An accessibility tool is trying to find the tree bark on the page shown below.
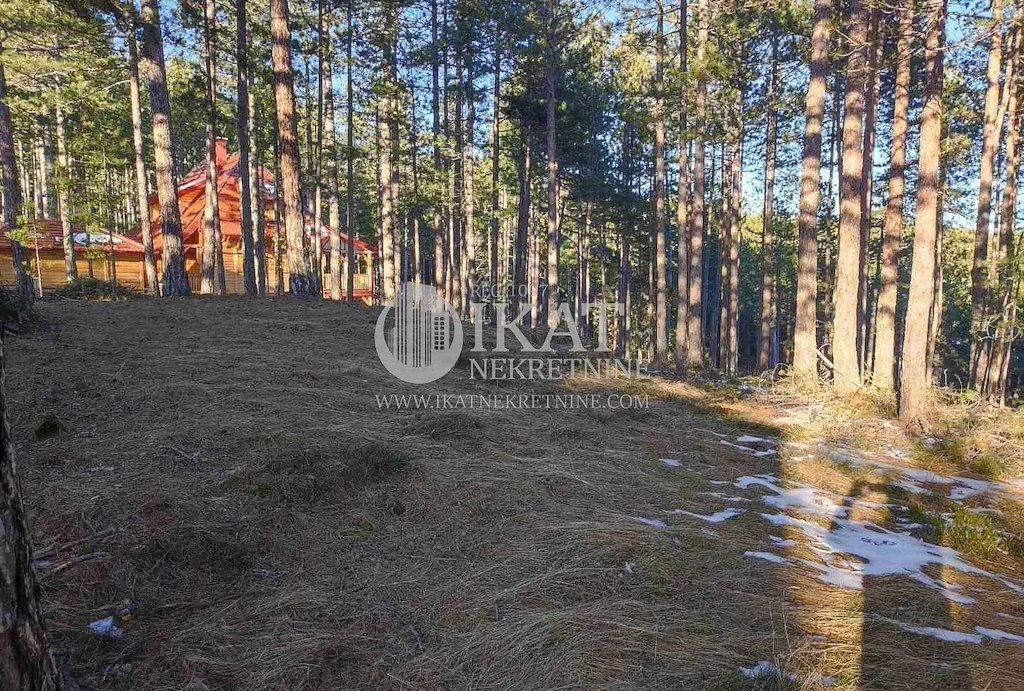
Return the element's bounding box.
[683,0,708,369]
[675,0,689,365]
[899,0,946,420]
[464,56,477,312]
[0,334,61,690]
[236,0,257,294]
[321,3,342,300]
[858,7,880,371]
[545,0,559,328]
[431,0,442,293]
[758,37,778,373]
[54,89,78,284]
[720,133,741,375]
[490,32,501,319]
[201,0,220,295]
[139,0,189,296]
[410,91,421,285]
[792,0,830,380]
[345,0,356,301]
[985,38,1021,402]
[127,23,157,293]
[249,70,268,294]
[970,0,1005,387]
[514,121,531,320]
[271,0,313,295]
[653,3,668,361]
[832,0,868,393]
[873,0,913,391]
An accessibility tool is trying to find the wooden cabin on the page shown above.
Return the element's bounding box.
[149,139,374,299]
[0,219,148,292]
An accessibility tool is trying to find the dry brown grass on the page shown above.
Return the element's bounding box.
[9,298,1024,690]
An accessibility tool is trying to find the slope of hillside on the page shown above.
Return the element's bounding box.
[10,298,1024,690]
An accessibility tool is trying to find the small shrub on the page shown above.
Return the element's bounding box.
[912,437,968,469]
[53,277,136,301]
[943,508,1000,559]
[1002,533,1024,561]
[968,453,1003,479]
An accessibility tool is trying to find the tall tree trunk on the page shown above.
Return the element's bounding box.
[899,0,946,420]
[792,0,830,380]
[0,335,61,690]
[378,4,398,303]
[683,0,707,369]
[272,101,285,295]
[249,71,268,294]
[717,145,732,370]
[271,0,313,295]
[720,132,741,375]
[758,37,778,373]
[514,121,531,320]
[236,0,257,294]
[345,0,355,300]
[127,23,157,293]
[857,7,880,371]
[675,0,689,365]
[201,0,220,295]
[970,0,1005,387]
[464,57,477,313]
[322,3,342,300]
[545,0,559,328]
[139,0,189,295]
[653,3,668,361]
[37,123,54,220]
[410,90,421,285]
[54,88,78,284]
[927,221,944,384]
[832,0,868,392]
[431,0,442,293]
[490,33,501,319]
[985,40,1021,402]
[873,0,913,391]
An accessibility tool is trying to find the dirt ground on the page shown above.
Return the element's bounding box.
[9,297,1024,690]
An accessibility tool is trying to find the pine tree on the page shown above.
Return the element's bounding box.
[271,0,314,295]
[873,0,913,391]
[139,0,190,296]
[900,0,946,420]
[237,0,257,295]
[832,0,868,393]
[792,0,830,381]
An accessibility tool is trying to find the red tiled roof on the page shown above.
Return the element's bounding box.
[149,139,373,255]
[0,219,146,255]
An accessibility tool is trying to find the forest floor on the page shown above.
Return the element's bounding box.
[9,297,1024,690]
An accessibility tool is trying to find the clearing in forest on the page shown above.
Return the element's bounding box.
[12,298,1024,690]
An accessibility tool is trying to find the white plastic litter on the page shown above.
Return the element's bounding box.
[88,616,124,640]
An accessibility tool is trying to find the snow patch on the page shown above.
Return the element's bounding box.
[893,623,1024,645]
[895,622,983,644]
[736,475,846,517]
[634,517,667,529]
[974,627,1024,643]
[756,510,1024,599]
[660,458,682,468]
[673,507,746,523]
[744,551,789,564]
[737,435,775,445]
